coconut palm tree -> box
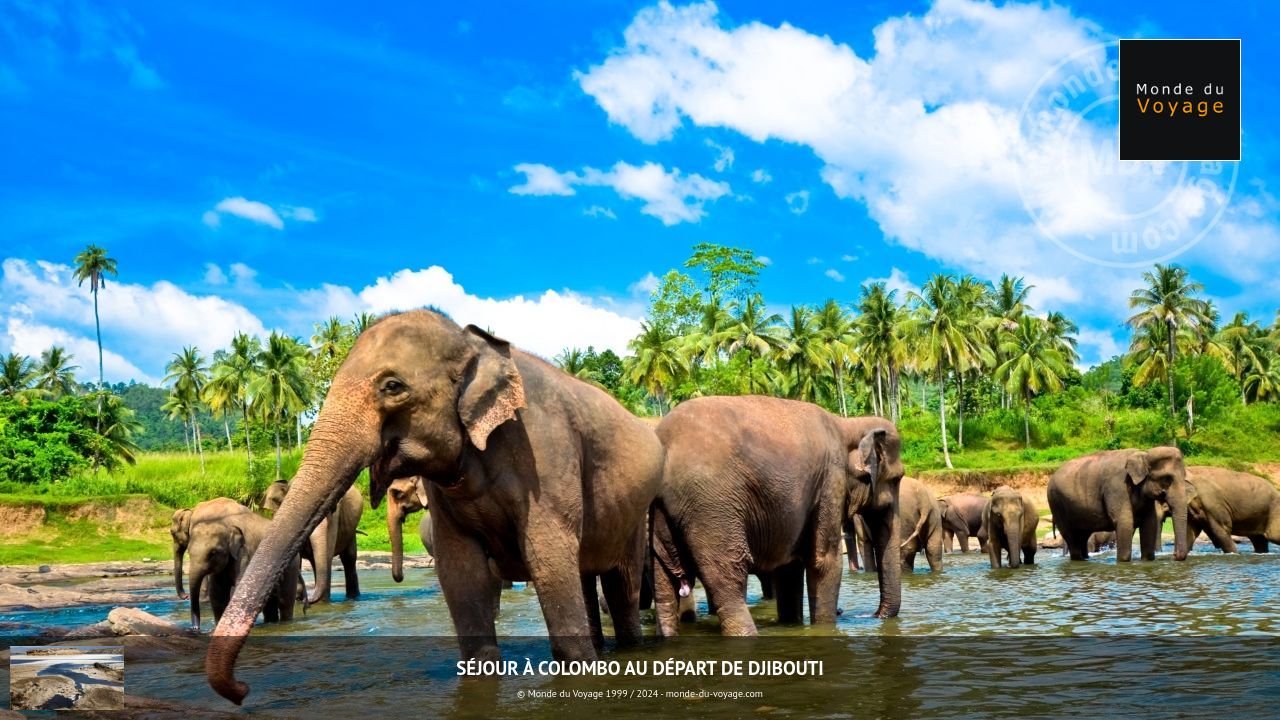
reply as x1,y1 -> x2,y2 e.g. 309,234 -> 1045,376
165,346 -> 209,473
779,305 -> 826,403
0,353 -> 36,398
815,299 -> 857,416
162,390 -> 196,454
72,245 -> 118,427
352,312 -> 377,335
625,321 -> 688,415
1214,312 -> 1264,405
906,274 -> 994,469
203,350 -> 236,450
311,316 -> 351,360
1126,264 -> 1213,434
1243,350 -> 1280,402
84,393 -> 142,471
952,275 -> 994,447
209,333 -> 262,468
34,347 -> 80,399
996,316 -> 1070,447
856,283 -> 910,419
251,333 -> 313,480
554,348 -> 600,383
724,294 -> 784,393
1044,311 -> 1080,365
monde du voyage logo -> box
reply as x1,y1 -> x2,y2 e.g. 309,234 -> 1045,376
1120,39 -> 1241,161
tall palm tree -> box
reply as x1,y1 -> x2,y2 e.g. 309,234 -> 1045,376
72,245 -> 119,432
986,275 -> 1033,409
161,390 -> 196,454
1044,311 -> 1080,365
952,275 -> 994,447
0,353 -> 36,397
203,350 -> 237,450
34,347 -> 80,399
84,393 -> 142,471
907,274 -> 994,469
779,306 -> 826,402
855,284 -> 909,419
996,317 -> 1069,447
1126,264 -> 1213,434
625,321 -> 688,415
311,316 -> 351,360
1243,349 -> 1280,402
165,346 -> 209,473
352,312 -> 377,335
209,332 -> 262,468
815,299 -> 857,416
1214,312 -> 1264,405
724,294 -> 784,393
250,333 -> 313,480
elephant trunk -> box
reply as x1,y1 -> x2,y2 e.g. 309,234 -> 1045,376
174,544 -> 187,599
189,566 -> 205,631
1005,520 -> 1021,569
389,503 -> 406,583
206,377 -> 378,706
1169,486 -> 1189,561
306,518 -> 333,604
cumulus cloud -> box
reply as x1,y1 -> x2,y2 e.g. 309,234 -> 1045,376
1075,326 -> 1124,368
786,190 -> 810,215
203,197 -> 318,230
5,317 -> 155,384
628,272 -> 661,296
868,267 -> 919,298
583,205 -> 618,219
203,262 -> 228,285
510,161 -> 729,225
706,139 -> 734,171
574,1 -> 1268,323
841,254 -> 856,262
750,169 -> 772,184
824,268 -> 845,282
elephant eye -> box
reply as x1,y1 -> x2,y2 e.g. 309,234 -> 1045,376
382,378 -> 407,395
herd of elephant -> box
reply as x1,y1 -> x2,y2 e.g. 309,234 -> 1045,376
193,310 -> 1280,706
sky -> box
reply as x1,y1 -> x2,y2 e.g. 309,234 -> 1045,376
1,0 -> 1278,385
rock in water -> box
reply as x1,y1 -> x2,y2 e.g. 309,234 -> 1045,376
105,607 -> 195,637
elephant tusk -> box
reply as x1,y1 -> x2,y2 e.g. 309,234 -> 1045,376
678,579 -> 691,598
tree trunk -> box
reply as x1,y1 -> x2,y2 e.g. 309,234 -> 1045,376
92,288 -> 103,474
939,375 -> 953,469
194,415 -> 205,474
274,421 -> 283,481
242,401 -> 253,470
1023,392 -> 1031,448
183,419 -> 191,454
296,415 -> 302,449
224,418 -> 233,451
957,373 -> 965,448
1167,319 -> 1177,439
835,364 -> 848,417
875,366 -> 884,418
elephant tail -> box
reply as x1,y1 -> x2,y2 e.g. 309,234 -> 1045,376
650,500 -> 693,598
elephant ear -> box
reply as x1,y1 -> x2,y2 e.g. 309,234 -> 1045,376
229,525 -> 248,581
457,325 -> 527,451
413,478 -> 430,510
851,428 -> 887,484
1124,452 -> 1150,486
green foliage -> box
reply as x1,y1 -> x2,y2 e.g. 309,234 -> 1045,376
0,396 -> 94,484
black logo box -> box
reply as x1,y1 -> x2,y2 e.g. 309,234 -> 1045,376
1119,39 -> 1240,161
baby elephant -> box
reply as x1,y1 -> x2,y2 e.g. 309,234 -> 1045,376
188,513 -> 301,631
983,486 -> 1038,569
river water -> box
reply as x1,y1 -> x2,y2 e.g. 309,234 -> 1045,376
3,543 -> 1279,718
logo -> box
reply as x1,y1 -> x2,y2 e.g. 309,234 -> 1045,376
1120,39 -> 1241,161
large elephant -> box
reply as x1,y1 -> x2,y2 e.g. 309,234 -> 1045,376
188,512 -> 300,631
982,486 -> 1037,569
938,493 -> 988,552
651,396 -> 903,637
855,477 -> 942,573
304,485 -> 364,604
207,311 -> 664,705
1047,447 -> 1189,562
171,498 -> 253,599
1185,466 -> 1280,553
386,476 -> 431,582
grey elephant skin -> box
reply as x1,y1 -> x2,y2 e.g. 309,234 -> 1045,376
1047,447 -> 1189,562
187,511 -> 301,631
263,480 -> 365,602
983,486 -> 1037,569
651,395 -> 903,637
1186,466 -> 1280,553
855,477 -> 942,574
938,493 -> 988,552
385,476 -> 431,582
170,498 -> 252,600
262,481 -> 289,514
206,310 -> 664,705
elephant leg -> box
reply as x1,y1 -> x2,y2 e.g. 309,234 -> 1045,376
1249,536 -> 1269,554
652,558 -> 681,638
926,528 -> 943,573
211,574 -> 233,625
435,514 -> 502,662
582,575 -> 603,650
957,531 -> 970,554
1138,508 -> 1160,561
525,524 -> 596,661
901,546 -> 917,572
1059,522 -> 1088,561
341,540 -> 360,599
1203,519 -> 1236,553
678,586 -> 698,622
757,572 -> 776,601
600,528 -> 644,647
774,561 -> 805,624
263,598 -> 280,623
700,566 -> 754,636
942,529 -> 953,553
1113,509 -> 1135,562
806,546 -> 843,625
987,529 -> 1002,569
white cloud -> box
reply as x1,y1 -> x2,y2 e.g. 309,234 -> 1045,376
628,272 -> 660,296
750,168 -> 772,184
201,210 -> 221,229
841,254 -> 856,262
229,263 -> 259,289
509,163 -> 577,196
757,256 -> 772,266
584,205 -> 618,219
786,189 -> 810,215
282,206 -> 318,222
203,263 -> 228,285
824,269 -> 845,282
212,197 -> 284,229
1076,326 -> 1124,368
869,267 -> 918,298
5,317 -> 156,384
706,139 -> 734,171
0,259 -> 266,383
510,161 -> 729,225
353,267 -> 642,357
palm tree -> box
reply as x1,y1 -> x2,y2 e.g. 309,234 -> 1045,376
165,346 -> 209,473
0,353 -> 35,397
907,274 -> 994,469
209,332 -> 262,468
986,275 -> 1033,409
72,245 -> 119,430
1214,312 -> 1264,405
625,321 -> 688,415
952,275 -> 994,447
778,306 -> 826,402
855,284 -> 909,419
1126,264 -> 1213,435
723,294 -> 784,393
353,312 -> 377,335
996,317 -> 1070,447
84,393 -> 142,471
311,316 -> 351,360
161,390 -> 197,454
34,347 -> 80,398
1044,311 -> 1080,365
554,348 -> 600,383
250,332 -> 313,480
815,299 -> 857,416
1243,350 -> 1280,402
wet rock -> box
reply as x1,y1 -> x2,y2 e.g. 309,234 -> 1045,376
38,564 -> 51,573
1039,535 -> 1064,549
62,608 -> 196,641
0,580 -> 171,611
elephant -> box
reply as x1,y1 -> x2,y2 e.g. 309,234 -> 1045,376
650,395 -> 903,637
187,512 -> 301,631
1047,447 -> 1189,562
385,476 -> 431,582
1087,532 -> 1116,553
207,310 -> 664,705
303,484 -> 364,604
262,481 -> 289,513
171,498 -> 253,599
854,477 -> 942,573
938,493 -> 988,552
1185,466 -> 1280,553
982,486 -> 1037,569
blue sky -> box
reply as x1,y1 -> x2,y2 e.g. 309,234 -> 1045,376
1,0 -> 1277,384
